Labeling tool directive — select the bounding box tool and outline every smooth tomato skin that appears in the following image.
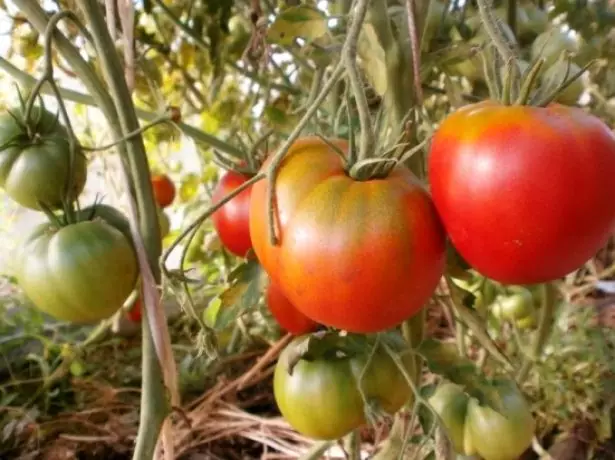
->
[18,220,139,324]
[429,101,615,284]
[0,107,87,210]
[211,170,253,257]
[428,383,471,455]
[465,380,535,460]
[151,174,176,208]
[274,336,414,440]
[274,347,365,440]
[266,282,319,335]
[250,137,446,333]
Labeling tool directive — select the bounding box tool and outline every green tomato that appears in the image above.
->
[492,288,534,321]
[542,60,585,105]
[428,383,471,455]
[17,220,138,323]
[531,29,579,67]
[465,380,535,460]
[274,336,414,440]
[157,206,171,239]
[0,106,87,210]
[77,204,132,243]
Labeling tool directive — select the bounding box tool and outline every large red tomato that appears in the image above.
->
[249,137,446,333]
[211,170,253,257]
[266,282,319,335]
[429,101,615,284]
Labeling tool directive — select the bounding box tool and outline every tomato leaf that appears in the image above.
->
[267,5,328,46]
[178,173,201,203]
[447,279,513,370]
[206,259,267,330]
[357,22,388,95]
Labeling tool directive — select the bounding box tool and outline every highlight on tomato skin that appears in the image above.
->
[211,170,254,258]
[428,101,615,285]
[151,174,176,208]
[265,282,319,335]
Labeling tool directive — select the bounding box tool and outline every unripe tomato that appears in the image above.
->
[157,206,171,239]
[491,288,534,321]
[0,106,87,210]
[465,380,535,460]
[428,383,471,454]
[151,174,176,208]
[274,336,414,440]
[429,101,615,284]
[211,170,253,257]
[18,220,138,323]
[531,29,579,67]
[266,282,319,335]
[250,137,446,333]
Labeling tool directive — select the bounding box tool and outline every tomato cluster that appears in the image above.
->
[274,335,415,440]
[429,379,535,460]
[2,102,177,325]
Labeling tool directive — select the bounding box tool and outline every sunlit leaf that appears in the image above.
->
[267,5,328,46]
[179,173,201,203]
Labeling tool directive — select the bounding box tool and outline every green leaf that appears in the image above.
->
[267,5,328,46]
[205,259,267,330]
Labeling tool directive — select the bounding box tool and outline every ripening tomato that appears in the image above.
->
[211,170,253,257]
[151,174,176,208]
[250,137,446,333]
[429,101,615,284]
[17,220,139,323]
[266,282,319,335]
[126,297,142,322]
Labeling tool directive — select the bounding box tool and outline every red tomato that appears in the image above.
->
[249,137,446,333]
[211,170,253,257]
[126,298,142,323]
[266,282,319,335]
[429,101,615,284]
[151,174,176,208]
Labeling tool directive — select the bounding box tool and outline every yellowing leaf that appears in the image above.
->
[357,23,388,95]
[179,173,201,203]
[267,5,328,46]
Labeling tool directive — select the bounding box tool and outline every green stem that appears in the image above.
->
[517,282,557,383]
[344,430,361,460]
[79,2,171,459]
[476,0,521,80]
[0,56,245,157]
[343,0,374,162]
[298,441,334,460]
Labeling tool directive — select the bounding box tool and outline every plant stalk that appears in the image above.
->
[517,282,557,382]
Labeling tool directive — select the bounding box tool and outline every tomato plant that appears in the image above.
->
[429,380,535,460]
[0,106,87,210]
[151,173,176,208]
[266,282,319,335]
[211,170,253,257]
[250,137,446,333]
[274,335,414,440]
[429,101,615,284]
[17,220,139,323]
